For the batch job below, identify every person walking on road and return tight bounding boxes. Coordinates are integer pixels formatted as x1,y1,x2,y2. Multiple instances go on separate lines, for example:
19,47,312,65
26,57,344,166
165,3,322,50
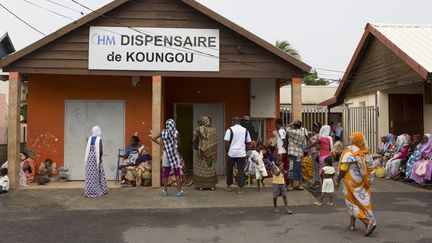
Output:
336,132,377,237
224,117,252,195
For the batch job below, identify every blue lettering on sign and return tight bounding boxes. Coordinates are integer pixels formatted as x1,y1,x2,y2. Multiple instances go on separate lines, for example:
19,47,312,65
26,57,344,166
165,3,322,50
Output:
91,33,116,45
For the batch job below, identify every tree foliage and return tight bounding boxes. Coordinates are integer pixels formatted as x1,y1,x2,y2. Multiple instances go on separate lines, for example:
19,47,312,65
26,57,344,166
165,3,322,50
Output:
275,40,301,59
303,70,331,86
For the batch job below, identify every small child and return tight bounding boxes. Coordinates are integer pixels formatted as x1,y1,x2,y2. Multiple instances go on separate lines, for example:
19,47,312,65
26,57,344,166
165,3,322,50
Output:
247,142,268,191
0,168,9,194
315,156,335,206
272,156,292,214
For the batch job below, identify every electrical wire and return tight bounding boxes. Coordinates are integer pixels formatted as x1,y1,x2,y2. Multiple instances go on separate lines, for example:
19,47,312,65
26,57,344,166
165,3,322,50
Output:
0,2,45,36
314,67,345,73
23,0,75,21
46,0,84,15
69,0,298,74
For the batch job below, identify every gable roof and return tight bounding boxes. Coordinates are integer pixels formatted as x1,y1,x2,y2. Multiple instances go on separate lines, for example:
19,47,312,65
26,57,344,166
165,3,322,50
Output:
0,0,310,74
0,31,15,58
319,23,432,107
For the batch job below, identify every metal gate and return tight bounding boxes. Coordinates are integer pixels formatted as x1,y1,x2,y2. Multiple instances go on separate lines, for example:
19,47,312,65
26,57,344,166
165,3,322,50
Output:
342,106,378,153
280,105,328,132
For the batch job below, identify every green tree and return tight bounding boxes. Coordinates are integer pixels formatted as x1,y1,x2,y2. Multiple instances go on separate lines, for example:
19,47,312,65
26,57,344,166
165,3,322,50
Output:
275,40,301,59
303,70,331,86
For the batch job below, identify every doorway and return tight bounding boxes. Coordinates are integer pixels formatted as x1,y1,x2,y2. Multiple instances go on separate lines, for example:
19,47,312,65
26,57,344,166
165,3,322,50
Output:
389,94,423,136
64,100,125,180
175,103,225,175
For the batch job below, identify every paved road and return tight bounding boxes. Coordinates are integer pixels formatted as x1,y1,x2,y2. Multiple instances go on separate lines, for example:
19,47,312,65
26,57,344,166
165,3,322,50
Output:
0,180,431,243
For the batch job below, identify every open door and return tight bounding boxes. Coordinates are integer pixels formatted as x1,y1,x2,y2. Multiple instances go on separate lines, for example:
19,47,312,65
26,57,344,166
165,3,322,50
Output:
175,103,225,175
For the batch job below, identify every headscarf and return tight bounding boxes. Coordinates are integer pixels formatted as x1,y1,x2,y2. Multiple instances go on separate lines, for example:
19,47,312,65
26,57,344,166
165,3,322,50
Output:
394,134,410,154
161,119,181,169
85,126,102,168
383,133,394,153
320,125,333,149
419,134,432,160
198,116,211,127
350,132,370,155
92,126,101,137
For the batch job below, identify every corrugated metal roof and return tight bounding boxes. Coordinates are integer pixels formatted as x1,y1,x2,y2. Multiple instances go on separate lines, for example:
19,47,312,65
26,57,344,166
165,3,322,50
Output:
280,85,338,104
372,24,432,72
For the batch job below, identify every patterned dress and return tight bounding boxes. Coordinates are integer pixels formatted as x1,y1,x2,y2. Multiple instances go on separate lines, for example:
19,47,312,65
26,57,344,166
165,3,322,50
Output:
84,137,108,198
193,117,218,188
339,133,377,226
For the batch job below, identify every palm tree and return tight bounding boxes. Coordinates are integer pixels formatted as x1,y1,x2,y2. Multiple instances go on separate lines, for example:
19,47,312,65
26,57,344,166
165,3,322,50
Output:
275,40,301,59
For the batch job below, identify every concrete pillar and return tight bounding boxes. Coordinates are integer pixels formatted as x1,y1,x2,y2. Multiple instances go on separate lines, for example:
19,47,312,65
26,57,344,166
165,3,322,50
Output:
151,75,162,188
7,72,22,189
291,77,302,122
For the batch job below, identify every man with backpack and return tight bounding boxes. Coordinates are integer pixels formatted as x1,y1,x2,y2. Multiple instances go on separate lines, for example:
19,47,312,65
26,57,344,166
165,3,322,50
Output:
224,117,252,195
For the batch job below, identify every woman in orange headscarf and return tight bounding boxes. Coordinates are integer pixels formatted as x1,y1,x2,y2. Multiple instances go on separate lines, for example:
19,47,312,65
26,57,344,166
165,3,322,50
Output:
335,132,377,237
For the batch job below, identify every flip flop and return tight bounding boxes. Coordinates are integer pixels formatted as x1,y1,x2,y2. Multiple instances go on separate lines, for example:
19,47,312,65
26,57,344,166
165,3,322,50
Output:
314,201,323,206
272,208,281,213
365,224,377,237
284,208,293,214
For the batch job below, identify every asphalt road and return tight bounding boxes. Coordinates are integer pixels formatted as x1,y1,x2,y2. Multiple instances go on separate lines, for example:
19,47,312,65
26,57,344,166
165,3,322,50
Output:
1,181,431,243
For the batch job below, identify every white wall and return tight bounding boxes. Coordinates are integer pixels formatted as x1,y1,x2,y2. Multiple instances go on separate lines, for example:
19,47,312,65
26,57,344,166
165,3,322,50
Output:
345,93,376,107
345,82,429,136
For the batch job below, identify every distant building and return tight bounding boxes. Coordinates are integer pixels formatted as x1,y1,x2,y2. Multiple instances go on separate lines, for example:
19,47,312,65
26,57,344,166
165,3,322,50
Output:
0,31,15,144
320,23,432,151
280,85,343,131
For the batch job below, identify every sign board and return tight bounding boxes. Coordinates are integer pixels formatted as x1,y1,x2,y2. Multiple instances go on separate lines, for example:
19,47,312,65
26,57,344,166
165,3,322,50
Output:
88,26,219,71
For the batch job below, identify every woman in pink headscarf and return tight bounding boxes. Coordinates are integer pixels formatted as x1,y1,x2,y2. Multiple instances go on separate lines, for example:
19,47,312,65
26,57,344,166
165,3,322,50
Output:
410,134,432,184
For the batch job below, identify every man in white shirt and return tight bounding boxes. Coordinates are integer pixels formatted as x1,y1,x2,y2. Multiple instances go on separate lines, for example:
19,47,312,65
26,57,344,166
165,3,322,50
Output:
224,117,252,195
276,119,288,184
0,168,9,193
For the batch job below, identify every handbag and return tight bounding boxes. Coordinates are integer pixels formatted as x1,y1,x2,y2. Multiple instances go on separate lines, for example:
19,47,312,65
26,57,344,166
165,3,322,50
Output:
415,158,430,177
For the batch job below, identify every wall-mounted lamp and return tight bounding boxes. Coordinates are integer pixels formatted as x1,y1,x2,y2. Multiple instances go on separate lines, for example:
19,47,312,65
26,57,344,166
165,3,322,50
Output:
131,76,141,86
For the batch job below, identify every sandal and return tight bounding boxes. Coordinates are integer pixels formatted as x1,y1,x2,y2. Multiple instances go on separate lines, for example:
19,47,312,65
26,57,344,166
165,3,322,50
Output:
365,223,377,237
176,191,185,197
272,208,281,213
284,208,293,214
327,202,334,206
162,190,168,197
314,201,323,206
225,186,233,192
297,185,304,191
287,186,294,191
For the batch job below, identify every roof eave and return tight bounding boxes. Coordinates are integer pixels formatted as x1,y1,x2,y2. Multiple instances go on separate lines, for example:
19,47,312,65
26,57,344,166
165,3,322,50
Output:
182,0,311,75
0,0,128,69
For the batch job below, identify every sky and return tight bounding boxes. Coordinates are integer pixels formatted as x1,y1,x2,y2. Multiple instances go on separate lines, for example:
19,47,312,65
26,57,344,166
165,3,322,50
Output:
0,0,431,80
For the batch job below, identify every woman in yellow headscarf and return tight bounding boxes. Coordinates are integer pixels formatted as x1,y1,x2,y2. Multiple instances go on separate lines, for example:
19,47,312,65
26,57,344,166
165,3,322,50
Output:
335,132,377,237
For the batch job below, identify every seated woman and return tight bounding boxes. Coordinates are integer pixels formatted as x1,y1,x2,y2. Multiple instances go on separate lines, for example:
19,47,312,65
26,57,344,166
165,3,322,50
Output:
373,134,393,168
385,134,410,179
120,135,143,183
21,152,36,184
125,146,152,187
399,134,424,180
37,159,53,185
410,134,432,184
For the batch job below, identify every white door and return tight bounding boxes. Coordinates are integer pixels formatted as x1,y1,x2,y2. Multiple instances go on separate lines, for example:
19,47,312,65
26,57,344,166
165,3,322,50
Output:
65,101,125,180
193,103,225,175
